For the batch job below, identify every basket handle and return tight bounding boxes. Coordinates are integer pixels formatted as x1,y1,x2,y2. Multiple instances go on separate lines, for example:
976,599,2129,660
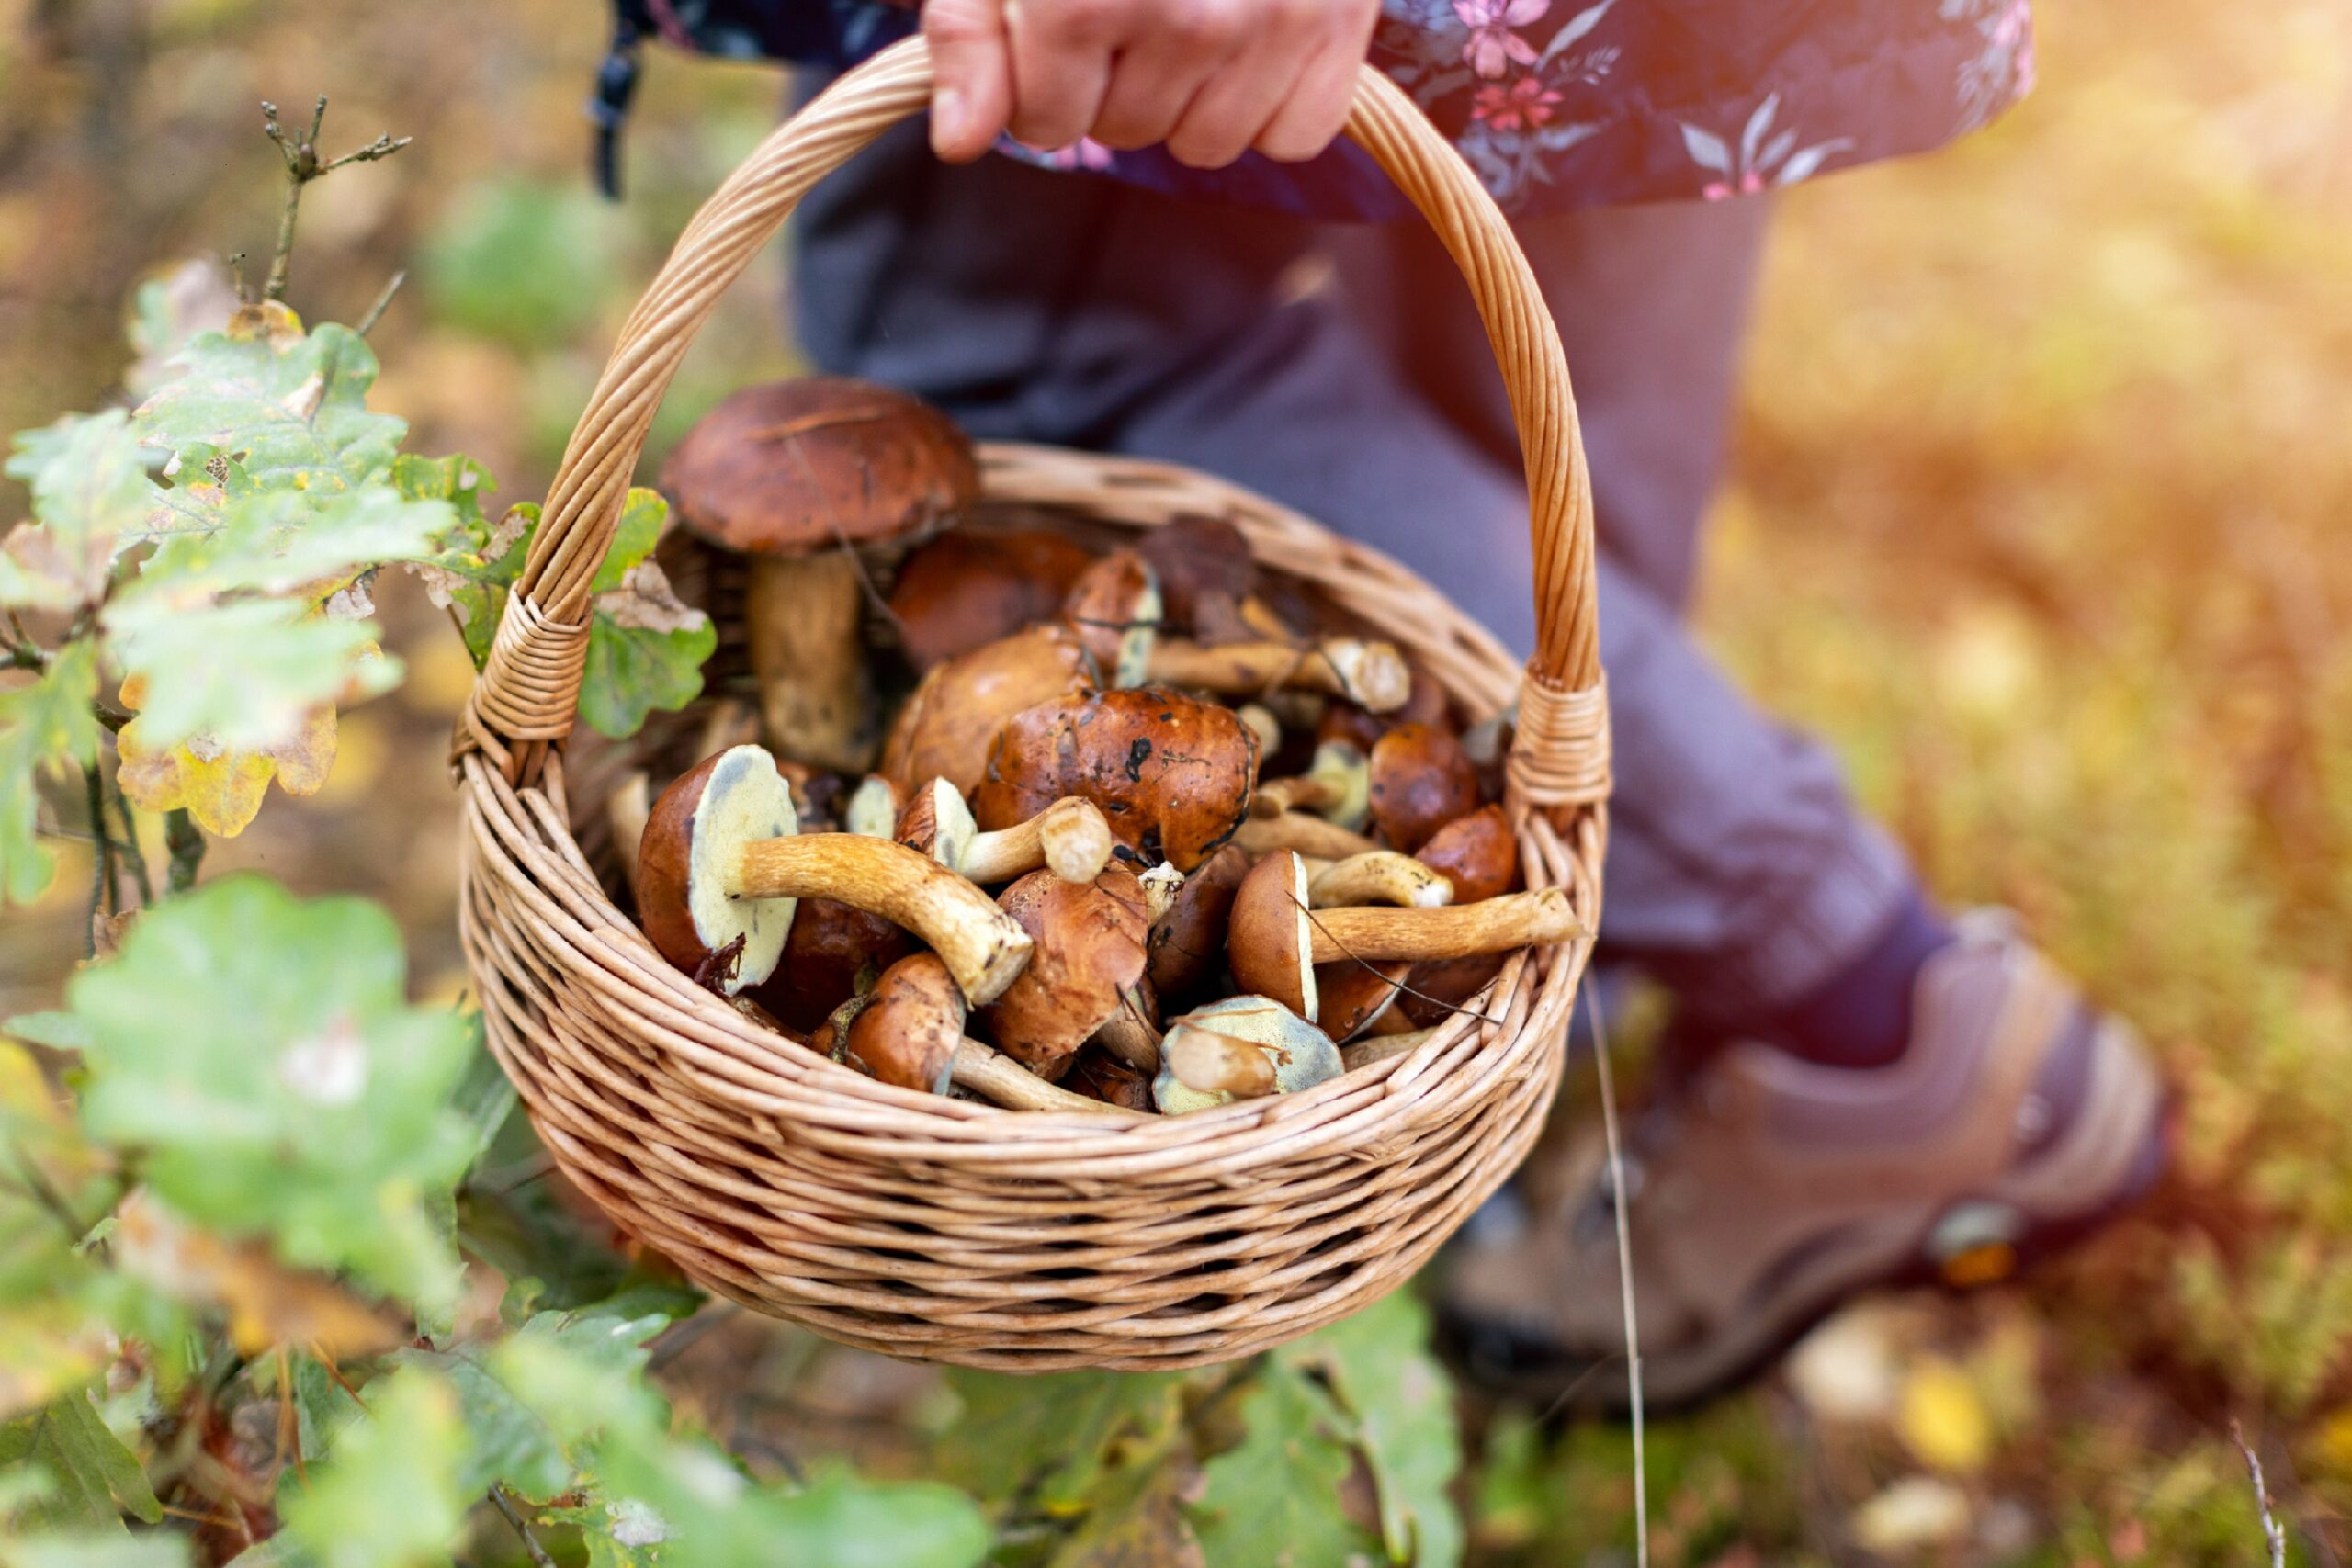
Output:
462,36,1608,807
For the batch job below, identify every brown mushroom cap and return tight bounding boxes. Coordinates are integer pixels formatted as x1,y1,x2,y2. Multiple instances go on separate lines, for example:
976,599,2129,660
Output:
1145,842,1250,1006
1414,803,1521,906
661,378,978,557
887,527,1095,671
1063,1046,1156,1112
1368,722,1482,853
1315,962,1408,1042
753,898,915,1034
637,748,798,992
1135,515,1256,637
972,685,1259,872
1397,953,1508,1029
1061,548,1162,687
881,623,1095,795
843,953,966,1094
1225,851,1317,1021
978,867,1149,1079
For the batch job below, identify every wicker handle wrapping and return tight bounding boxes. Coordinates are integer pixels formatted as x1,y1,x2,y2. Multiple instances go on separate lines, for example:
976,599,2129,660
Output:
462,37,1608,806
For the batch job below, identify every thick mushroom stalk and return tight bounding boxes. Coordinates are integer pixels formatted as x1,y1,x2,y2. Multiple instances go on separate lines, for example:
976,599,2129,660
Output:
954,1040,1148,1116
1251,740,1370,829
1303,888,1584,963
896,778,1114,886
639,745,1033,1004
1308,852,1453,910
1233,812,1381,862
1146,637,1411,713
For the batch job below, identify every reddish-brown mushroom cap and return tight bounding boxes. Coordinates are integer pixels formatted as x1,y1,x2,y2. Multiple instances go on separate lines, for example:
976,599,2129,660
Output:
978,867,1150,1079
972,685,1259,873
661,378,978,557
1397,953,1508,1029
636,748,799,992
1145,842,1250,1006
881,623,1096,796
1135,515,1258,640
1063,1046,1156,1112
752,897,915,1034
1225,851,1318,1021
1415,804,1521,906
1061,547,1163,687
1368,722,1482,853
887,527,1095,671
843,953,966,1094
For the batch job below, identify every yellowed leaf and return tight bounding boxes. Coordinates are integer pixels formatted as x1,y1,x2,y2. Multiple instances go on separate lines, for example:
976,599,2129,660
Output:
1897,1357,1995,1473
112,1191,401,1359
116,672,337,837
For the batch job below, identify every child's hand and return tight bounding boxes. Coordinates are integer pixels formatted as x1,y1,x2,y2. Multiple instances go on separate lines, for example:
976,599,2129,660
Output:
924,0,1381,169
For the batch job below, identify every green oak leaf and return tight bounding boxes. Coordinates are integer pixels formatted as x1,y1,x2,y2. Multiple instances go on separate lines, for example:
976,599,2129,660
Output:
0,1392,161,1535
941,1368,1189,1517
393,454,527,666
1278,1293,1464,1568
103,596,396,755
0,1533,190,1568
132,311,404,501
0,640,102,906
577,489,713,739
0,412,152,612
63,876,475,1310
127,482,451,610
277,1366,469,1568
1186,1361,1376,1568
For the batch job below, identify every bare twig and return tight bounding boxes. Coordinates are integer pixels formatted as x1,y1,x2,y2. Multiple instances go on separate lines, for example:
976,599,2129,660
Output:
487,1485,556,1568
355,269,406,338
84,764,113,938
1588,985,1647,1568
2233,1421,2289,1568
259,96,411,304
107,780,151,907
164,807,204,893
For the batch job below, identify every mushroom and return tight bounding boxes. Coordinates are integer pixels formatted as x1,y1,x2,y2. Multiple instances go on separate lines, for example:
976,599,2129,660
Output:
1064,1046,1157,1113
1226,851,1318,1021
1151,996,1343,1115
895,777,1114,885
1317,669,1450,753
973,686,1259,872
1307,852,1453,910
1225,848,1579,1020
888,527,1095,671
880,622,1095,795
1397,953,1510,1029
954,1040,1148,1115
1145,843,1250,1006
842,953,964,1094
1061,548,1163,688
1135,515,1258,641
753,896,915,1033
1145,637,1410,713
976,867,1149,1080
637,744,1032,1003
842,773,902,838
1092,976,1163,1076
1340,1027,1442,1072
662,378,978,773
1414,803,1521,906
1250,739,1369,829
610,771,651,898
1236,703,1283,760
1368,722,1481,853
1232,812,1381,862
1460,710,1515,804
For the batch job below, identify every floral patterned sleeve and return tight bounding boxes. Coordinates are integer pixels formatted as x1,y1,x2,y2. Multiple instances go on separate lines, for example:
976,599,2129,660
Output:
608,0,2034,220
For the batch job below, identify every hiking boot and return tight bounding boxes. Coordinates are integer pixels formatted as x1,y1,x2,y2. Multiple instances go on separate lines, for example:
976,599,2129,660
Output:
1438,912,2170,1412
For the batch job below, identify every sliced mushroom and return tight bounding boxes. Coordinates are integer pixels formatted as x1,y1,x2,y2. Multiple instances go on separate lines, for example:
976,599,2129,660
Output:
895,777,1114,885
1251,739,1369,829
977,867,1149,1080
973,685,1259,873
663,378,978,773
881,622,1095,795
1145,843,1249,1006
638,744,1032,1003
843,953,965,1094
888,526,1095,671
1225,851,1318,1022
1151,996,1342,1115
1145,637,1410,713
1368,722,1481,853
1062,548,1163,688
1414,803,1521,906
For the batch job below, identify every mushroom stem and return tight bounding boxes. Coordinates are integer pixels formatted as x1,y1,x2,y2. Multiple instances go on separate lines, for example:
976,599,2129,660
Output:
1303,888,1584,964
1092,986,1162,1074
730,834,1033,1004
962,796,1114,884
1234,813,1382,861
1251,739,1369,827
1308,852,1453,910
746,551,876,773
1236,704,1282,759
1145,637,1411,712
609,771,650,897
952,1041,1148,1116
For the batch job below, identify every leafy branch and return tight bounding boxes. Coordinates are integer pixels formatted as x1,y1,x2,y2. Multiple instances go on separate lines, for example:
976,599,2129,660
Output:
259,96,410,305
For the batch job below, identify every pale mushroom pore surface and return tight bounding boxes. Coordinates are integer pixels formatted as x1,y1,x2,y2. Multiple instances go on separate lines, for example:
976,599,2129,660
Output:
690,745,798,994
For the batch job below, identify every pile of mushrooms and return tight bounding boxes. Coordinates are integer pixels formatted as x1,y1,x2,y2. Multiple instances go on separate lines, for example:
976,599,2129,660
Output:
627,377,1579,1117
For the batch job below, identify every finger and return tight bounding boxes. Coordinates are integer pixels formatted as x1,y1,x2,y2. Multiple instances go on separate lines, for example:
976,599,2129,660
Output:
1165,36,1296,169
1089,1,1244,151
1252,33,1363,162
925,0,1014,162
1001,0,1119,153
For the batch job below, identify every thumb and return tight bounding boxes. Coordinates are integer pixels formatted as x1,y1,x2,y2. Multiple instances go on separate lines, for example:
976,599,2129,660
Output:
924,0,1012,162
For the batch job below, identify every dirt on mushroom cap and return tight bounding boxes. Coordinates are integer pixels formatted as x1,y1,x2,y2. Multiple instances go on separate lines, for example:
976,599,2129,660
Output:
972,685,1259,873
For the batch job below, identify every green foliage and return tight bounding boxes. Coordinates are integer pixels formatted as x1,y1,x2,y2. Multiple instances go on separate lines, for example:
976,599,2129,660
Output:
0,1393,160,1534
422,178,624,352
0,414,151,611
61,875,476,1310
0,641,100,904
278,1366,469,1568
1188,1360,1377,1568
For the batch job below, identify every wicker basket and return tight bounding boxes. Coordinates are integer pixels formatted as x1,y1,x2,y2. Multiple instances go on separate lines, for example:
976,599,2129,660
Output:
454,37,1612,1371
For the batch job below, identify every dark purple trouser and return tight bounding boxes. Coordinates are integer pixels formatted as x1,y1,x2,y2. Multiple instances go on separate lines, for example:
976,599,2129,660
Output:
787,118,1916,1022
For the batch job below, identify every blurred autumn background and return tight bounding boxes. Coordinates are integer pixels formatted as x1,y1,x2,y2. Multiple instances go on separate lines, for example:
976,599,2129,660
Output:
4,0,2350,1561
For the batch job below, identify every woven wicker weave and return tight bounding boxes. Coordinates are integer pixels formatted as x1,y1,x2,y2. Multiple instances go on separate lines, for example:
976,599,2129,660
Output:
453,37,1611,1371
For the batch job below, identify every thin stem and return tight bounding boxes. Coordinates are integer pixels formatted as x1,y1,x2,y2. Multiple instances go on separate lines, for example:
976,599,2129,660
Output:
1586,987,1646,1568
164,808,205,893
488,1485,557,1568
108,781,151,908
2233,1421,2289,1568
259,96,410,305
355,269,405,337
84,765,114,937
